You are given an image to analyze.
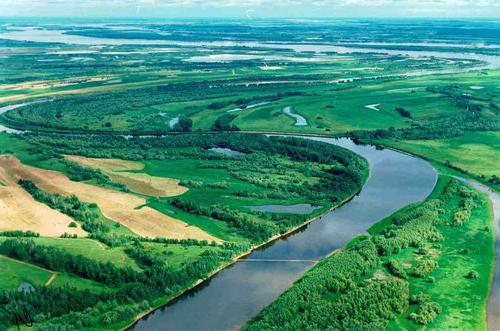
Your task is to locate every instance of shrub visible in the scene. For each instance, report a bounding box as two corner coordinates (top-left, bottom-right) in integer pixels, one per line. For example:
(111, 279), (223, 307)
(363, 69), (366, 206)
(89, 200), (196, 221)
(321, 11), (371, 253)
(386, 259), (407, 279)
(172, 116), (192, 132)
(467, 271), (479, 280)
(413, 259), (438, 278)
(211, 114), (240, 131)
(395, 107), (412, 118)
(409, 301), (441, 325)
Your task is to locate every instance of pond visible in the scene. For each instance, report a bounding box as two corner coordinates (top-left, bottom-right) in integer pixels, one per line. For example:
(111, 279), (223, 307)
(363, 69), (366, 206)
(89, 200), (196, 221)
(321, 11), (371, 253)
(209, 147), (244, 157)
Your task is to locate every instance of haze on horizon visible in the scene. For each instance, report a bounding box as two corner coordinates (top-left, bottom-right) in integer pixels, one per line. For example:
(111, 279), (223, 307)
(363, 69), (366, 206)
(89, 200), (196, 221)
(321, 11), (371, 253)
(0, 0), (499, 19)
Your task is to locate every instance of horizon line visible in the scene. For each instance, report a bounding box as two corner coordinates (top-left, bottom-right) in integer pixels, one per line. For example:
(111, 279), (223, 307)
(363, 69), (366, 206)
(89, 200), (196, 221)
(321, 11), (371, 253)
(1, 16), (499, 20)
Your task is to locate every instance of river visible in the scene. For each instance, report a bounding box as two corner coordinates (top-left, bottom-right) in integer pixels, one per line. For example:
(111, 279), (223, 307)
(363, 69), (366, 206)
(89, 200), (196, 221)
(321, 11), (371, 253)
(0, 100), (48, 134)
(130, 137), (437, 330)
(0, 26), (497, 328)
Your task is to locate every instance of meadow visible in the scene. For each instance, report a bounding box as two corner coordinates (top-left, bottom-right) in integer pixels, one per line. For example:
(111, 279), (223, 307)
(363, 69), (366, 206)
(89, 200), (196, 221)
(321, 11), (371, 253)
(1, 33), (497, 194)
(379, 131), (500, 190)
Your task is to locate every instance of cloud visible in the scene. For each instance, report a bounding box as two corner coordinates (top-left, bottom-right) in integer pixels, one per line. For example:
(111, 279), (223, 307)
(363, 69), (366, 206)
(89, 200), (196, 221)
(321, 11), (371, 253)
(0, 0), (499, 17)
(2, 0), (499, 7)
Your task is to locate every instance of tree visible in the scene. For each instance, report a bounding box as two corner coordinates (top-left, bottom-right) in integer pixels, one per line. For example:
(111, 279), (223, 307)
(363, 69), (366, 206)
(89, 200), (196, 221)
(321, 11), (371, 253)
(212, 114), (240, 131)
(172, 116), (193, 132)
(395, 107), (412, 118)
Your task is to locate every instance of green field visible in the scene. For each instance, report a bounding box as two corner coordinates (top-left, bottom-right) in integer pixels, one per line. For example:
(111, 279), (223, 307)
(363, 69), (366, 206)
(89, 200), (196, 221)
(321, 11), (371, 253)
(379, 131), (500, 191)
(0, 132), (368, 330)
(0, 255), (53, 289)
(0, 237), (141, 270)
(384, 178), (494, 330)
(0, 254), (110, 293)
(6, 70), (498, 136)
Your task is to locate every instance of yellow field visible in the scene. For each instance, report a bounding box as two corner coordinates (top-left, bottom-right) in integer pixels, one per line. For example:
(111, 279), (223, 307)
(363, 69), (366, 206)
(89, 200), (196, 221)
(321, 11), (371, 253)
(1, 155), (218, 241)
(66, 155), (188, 197)
(0, 156), (86, 237)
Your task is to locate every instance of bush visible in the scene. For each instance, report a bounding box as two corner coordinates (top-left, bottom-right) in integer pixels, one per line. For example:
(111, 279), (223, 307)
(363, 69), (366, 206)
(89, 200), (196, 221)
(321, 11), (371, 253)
(172, 116), (192, 132)
(211, 114), (240, 131)
(413, 259), (438, 278)
(395, 107), (412, 118)
(0, 230), (40, 238)
(409, 301), (441, 325)
(467, 271), (479, 280)
(386, 259), (407, 279)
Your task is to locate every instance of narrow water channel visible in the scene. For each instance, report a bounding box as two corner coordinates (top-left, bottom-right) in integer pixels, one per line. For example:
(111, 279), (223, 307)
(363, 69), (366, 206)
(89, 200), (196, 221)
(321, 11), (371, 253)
(453, 177), (500, 331)
(130, 137), (438, 331)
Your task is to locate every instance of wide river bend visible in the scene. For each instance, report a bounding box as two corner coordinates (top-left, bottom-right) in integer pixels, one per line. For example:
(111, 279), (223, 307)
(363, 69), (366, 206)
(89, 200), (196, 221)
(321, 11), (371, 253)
(131, 137), (437, 330)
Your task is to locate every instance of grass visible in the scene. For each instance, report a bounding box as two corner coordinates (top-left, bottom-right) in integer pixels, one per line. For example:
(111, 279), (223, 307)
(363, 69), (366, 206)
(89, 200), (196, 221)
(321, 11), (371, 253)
(385, 176), (494, 330)
(48, 273), (112, 293)
(0, 32), (497, 329)
(0, 254), (53, 289)
(250, 176), (495, 330)
(148, 200), (244, 242)
(30, 237), (140, 270)
(4, 59), (496, 137)
(379, 131), (500, 191)
(0, 237), (141, 270)
(140, 242), (226, 269)
(143, 157), (330, 207)
(0, 254), (110, 293)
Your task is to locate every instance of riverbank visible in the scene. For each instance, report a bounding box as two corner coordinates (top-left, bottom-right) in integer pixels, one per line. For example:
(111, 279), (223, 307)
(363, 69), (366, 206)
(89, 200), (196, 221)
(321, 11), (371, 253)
(123, 186), (364, 330)
(3, 114), (495, 196)
(361, 139), (500, 330)
(244, 176), (494, 331)
(130, 136), (437, 330)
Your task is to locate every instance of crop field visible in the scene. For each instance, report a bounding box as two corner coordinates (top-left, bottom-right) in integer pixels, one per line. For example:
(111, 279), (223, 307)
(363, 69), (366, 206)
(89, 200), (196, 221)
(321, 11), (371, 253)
(65, 155), (188, 197)
(0, 155), (86, 236)
(0, 18), (498, 331)
(1, 154), (214, 240)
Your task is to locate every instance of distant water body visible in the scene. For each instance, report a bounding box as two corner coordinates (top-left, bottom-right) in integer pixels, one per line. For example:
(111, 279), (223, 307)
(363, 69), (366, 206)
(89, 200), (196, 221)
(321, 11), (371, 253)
(1, 27), (499, 69)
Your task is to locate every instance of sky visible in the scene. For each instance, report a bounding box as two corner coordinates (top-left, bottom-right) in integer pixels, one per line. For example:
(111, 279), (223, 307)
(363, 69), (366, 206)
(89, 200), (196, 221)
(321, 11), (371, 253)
(0, 0), (499, 19)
